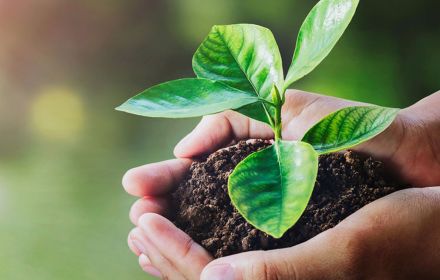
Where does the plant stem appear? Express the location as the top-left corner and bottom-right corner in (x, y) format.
(271, 86), (283, 141)
(274, 105), (282, 141)
(274, 124), (282, 141)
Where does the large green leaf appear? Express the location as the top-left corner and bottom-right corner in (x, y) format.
(228, 140), (318, 238)
(116, 78), (260, 118)
(302, 106), (400, 154)
(193, 24), (284, 124)
(284, 0), (359, 90)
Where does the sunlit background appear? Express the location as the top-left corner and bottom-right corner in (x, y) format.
(0, 0), (438, 279)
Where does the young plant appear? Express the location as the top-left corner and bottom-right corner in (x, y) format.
(117, 0), (399, 238)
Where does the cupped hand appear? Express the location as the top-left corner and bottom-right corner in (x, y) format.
(123, 90), (440, 279)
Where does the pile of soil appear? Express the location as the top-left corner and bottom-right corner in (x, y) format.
(171, 140), (402, 258)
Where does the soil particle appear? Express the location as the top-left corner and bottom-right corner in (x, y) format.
(172, 140), (402, 258)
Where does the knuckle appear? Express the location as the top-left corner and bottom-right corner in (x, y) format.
(138, 254), (150, 267)
(243, 252), (285, 280)
(280, 258), (299, 280)
(150, 254), (171, 278)
(180, 235), (196, 259)
(344, 228), (368, 264)
(262, 261), (283, 280)
(332, 226), (372, 276)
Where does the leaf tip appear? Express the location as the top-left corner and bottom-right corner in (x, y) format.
(267, 230), (285, 239)
(115, 101), (133, 114)
(114, 103), (126, 112)
(211, 24), (223, 32)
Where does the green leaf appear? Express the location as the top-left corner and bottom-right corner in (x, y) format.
(302, 106), (400, 154)
(193, 24), (284, 124)
(234, 102), (274, 124)
(228, 140), (318, 238)
(116, 78), (260, 118)
(284, 0), (359, 90)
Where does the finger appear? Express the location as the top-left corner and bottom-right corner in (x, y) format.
(122, 158), (192, 197)
(174, 114), (235, 158)
(137, 213), (213, 280)
(174, 112), (272, 158)
(201, 227), (358, 280)
(127, 229), (141, 256)
(130, 227), (185, 280)
(139, 254), (162, 278)
(129, 196), (170, 225)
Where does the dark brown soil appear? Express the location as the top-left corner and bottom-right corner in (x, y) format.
(171, 140), (402, 258)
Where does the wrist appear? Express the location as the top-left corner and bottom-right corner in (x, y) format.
(395, 92), (440, 186)
(355, 91), (440, 186)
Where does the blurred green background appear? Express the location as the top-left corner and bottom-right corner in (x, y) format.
(0, 0), (438, 279)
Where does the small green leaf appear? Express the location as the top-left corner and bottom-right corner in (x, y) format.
(116, 78), (260, 118)
(234, 102), (275, 125)
(284, 0), (359, 90)
(302, 106), (400, 154)
(193, 24), (284, 124)
(228, 141), (318, 238)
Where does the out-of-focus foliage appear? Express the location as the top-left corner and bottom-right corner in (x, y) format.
(0, 0), (438, 279)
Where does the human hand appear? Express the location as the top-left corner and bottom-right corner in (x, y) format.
(170, 90), (440, 187)
(123, 90), (440, 279)
(198, 186), (440, 280)
(126, 188), (440, 280)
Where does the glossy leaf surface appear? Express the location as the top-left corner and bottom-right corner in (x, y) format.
(193, 24), (284, 124)
(116, 78), (259, 118)
(284, 0), (359, 89)
(302, 106), (399, 154)
(228, 141), (318, 238)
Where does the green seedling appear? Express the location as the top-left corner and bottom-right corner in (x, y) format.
(117, 0), (399, 238)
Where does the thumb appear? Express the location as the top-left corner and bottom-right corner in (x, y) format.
(200, 249), (298, 280)
(174, 114), (235, 158)
(200, 227), (359, 280)
(174, 112), (273, 158)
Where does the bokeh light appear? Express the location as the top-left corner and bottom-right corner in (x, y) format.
(30, 86), (85, 141)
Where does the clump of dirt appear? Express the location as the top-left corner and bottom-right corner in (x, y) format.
(172, 140), (402, 258)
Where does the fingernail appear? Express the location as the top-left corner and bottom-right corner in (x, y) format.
(132, 239), (147, 255)
(201, 264), (235, 280)
(142, 265), (162, 278)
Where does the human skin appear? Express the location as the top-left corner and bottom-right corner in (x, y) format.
(123, 90), (440, 280)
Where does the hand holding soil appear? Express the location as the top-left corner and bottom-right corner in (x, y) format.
(124, 90), (440, 279)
